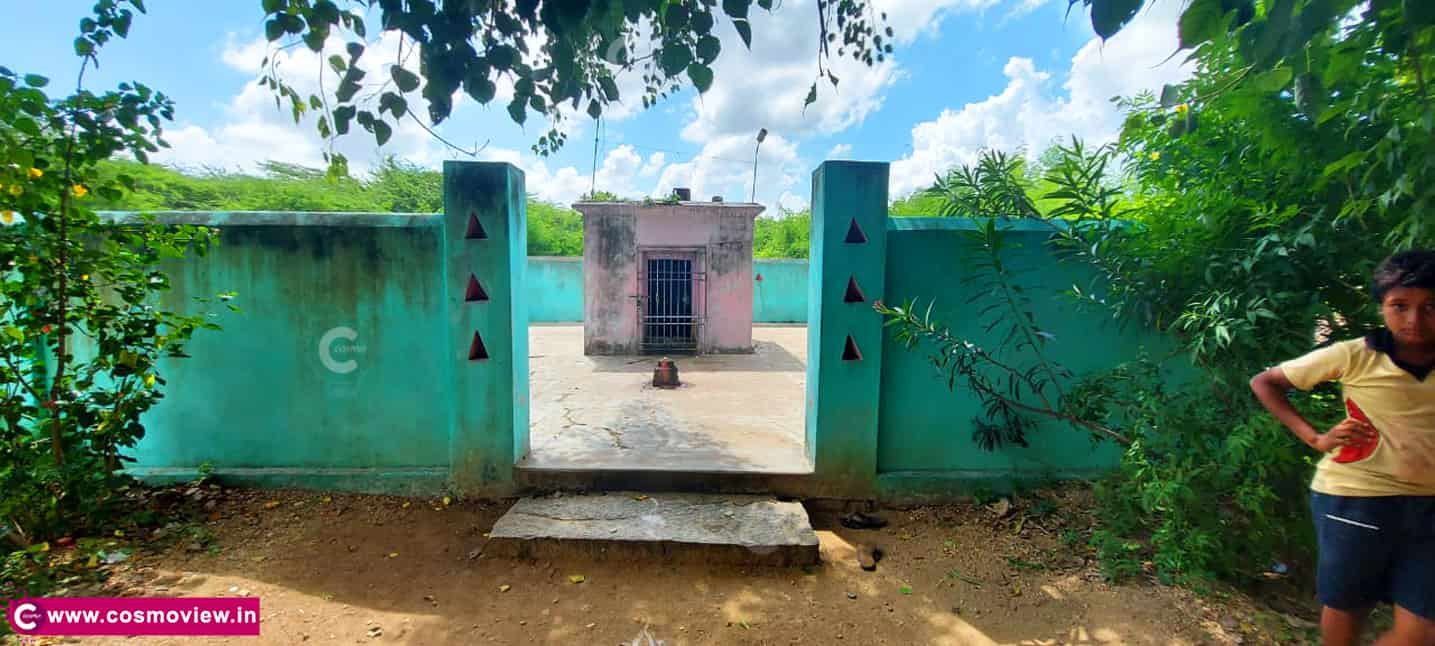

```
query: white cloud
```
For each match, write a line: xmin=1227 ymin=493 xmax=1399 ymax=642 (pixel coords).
xmin=160 ymin=31 xmax=457 ymax=175
xmin=639 ymin=152 xmax=666 ymax=177
xmin=875 ymin=0 xmax=1001 ymax=44
xmin=158 ymin=0 xmax=1169 ymax=220
xmin=486 ymin=144 xmax=658 ymax=206
xmin=219 ymin=34 xmax=267 ymax=74
xmin=654 ymin=133 xmax=803 ymax=210
xmin=889 ymin=0 xmax=1192 ymax=197
xmin=677 ymin=0 xmax=901 ymax=146
xmin=778 ymin=191 xmax=809 ymax=212
xmin=1002 ymin=0 xmax=1051 ymax=22
xmin=594 ymin=19 xmax=658 ymax=122
xmin=666 ymin=0 xmax=1037 ymax=211
xmin=170 ymin=31 xmax=662 ymax=208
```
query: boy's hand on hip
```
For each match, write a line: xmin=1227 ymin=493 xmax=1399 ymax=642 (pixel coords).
xmin=1312 ymin=417 xmax=1378 ymax=453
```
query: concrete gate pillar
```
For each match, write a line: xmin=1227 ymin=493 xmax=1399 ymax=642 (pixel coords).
xmin=443 ymin=161 xmax=529 ymax=494
xmin=807 ymin=161 xmax=889 ymax=498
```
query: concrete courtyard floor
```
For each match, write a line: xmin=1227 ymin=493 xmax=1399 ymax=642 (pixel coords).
xmin=522 ymin=324 xmax=811 ymax=473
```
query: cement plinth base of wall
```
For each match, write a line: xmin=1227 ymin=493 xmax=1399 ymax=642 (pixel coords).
xmin=126 ymin=467 xmax=458 ymax=497
xmin=514 ymin=466 xmax=814 ymax=498
xmin=875 ymin=469 xmax=1112 ymax=506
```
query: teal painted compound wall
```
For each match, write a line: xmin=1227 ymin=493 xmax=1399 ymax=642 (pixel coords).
xmin=109 ymin=161 xmax=1182 ymax=501
xmin=526 ymin=257 xmax=584 ymax=322
xmin=873 ymin=217 xmax=1181 ymax=497
xmin=523 ymin=257 xmax=809 ymax=323
xmin=122 ymin=211 xmax=455 ymax=492
xmin=752 ymin=259 xmax=809 ymax=323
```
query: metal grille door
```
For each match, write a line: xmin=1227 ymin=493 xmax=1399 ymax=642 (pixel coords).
xmin=642 ymin=257 xmax=699 ymax=353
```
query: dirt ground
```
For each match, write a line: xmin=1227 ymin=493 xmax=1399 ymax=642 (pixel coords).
xmin=41 ymin=485 xmax=1327 ymax=646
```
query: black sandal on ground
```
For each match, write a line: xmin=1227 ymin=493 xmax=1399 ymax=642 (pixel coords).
xmin=840 ymin=511 xmax=888 ymax=529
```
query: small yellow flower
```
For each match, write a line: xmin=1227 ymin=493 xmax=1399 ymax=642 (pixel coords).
xmin=143 ymin=374 xmax=156 ymax=388
xmin=1175 ymin=103 xmax=1189 ymax=113
xmin=9 ymin=184 xmax=22 ymax=196
xmin=1 ymin=210 xmax=12 ymax=224
xmin=71 ymin=184 xmax=88 ymax=198
xmin=1149 ymin=151 xmax=1161 ymax=161
xmin=81 ymin=273 xmax=89 ymax=281
xmin=28 ymin=168 xmax=42 ymax=179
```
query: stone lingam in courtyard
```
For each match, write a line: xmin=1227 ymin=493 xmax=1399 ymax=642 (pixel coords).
xmin=652 ymin=357 xmax=680 ymax=388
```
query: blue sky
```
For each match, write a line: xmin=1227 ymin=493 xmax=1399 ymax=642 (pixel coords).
xmin=1 ymin=0 xmax=1190 ymax=213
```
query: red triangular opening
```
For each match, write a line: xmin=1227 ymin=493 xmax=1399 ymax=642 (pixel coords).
xmin=468 ymin=331 xmax=489 ymax=361
xmin=844 ymin=218 xmax=867 ymax=244
xmin=465 ymin=274 xmax=489 ymax=302
xmin=841 ymin=335 xmax=862 ymax=361
xmin=843 ymin=276 xmax=866 ymax=303
xmin=465 ymin=213 xmax=488 ymax=240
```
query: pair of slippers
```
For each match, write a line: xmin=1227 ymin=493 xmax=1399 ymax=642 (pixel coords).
xmin=840 ymin=511 xmax=887 ymax=530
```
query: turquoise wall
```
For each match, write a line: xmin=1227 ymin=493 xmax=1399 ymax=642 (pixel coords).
xmin=123 ymin=212 xmax=454 ymax=491
xmin=874 ymin=217 xmax=1179 ymax=495
xmin=526 ymin=257 xmax=584 ymax=322
xmin=118 ymin=162 xmax=535 ymax=496
xmin=443 ymin=162 xmax=528 ymax=494
xmin=522 ymin=257 xmax=808 ymax=323
xmin=108 ymin=162 xmax=1180 ymax=501
xmin=806 ymin=162 xmax=890 ymax=497
xmin=752 ymin=259 xmax=809 ymax=323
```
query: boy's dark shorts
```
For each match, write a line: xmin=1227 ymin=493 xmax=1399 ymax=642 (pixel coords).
xmin=1311 ymin=492 xmax=1435 ymax=620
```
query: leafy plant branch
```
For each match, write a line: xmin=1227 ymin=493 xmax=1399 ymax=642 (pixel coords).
xmin=875 ymin=298 xmax=1131 ymax=447
xmin=0 ymin=0 xmax=228 ymax=547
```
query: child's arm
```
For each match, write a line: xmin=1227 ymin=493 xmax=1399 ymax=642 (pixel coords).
xmin=1249 ymin=367 xmax=1375 ymax=453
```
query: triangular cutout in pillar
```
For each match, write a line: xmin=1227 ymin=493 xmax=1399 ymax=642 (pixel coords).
xmin=841 ymin=334 xmax=863 ymax=361
xmin=843 ymin=276 xmax=866 ymax=303
xmin=465 ymin=213 xmax=488 ymax=240
xmin=468 ymin=331 xmax=490 ymax=361
xmin=465 ymin=274 xmax=489 ymax=302
xmin=844 ymin=218 xmax=867 ymax=244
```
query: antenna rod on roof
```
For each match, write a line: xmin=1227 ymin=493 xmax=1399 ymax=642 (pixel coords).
xmin=751 ymin=128 xmax=767 ymax=203
xmin=589 ymin=117 xmax=600 ymax=199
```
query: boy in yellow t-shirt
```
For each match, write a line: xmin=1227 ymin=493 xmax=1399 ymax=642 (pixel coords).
xmin=1251 ymin=250 xmax=1435 ymax=646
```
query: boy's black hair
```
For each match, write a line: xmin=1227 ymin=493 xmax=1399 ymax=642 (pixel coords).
xmin=1372 ymin=250 xmax=1435 ymax=302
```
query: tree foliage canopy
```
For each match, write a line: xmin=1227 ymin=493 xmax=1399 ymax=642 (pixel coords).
xmin=253 ymin=0 xmax=1435 ymax=174
xmin=256 ymin=0 xmax=894 ymax=169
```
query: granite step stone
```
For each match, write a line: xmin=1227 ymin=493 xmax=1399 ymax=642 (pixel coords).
xmin=484 ymin=493 xmax=820 ymax=566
